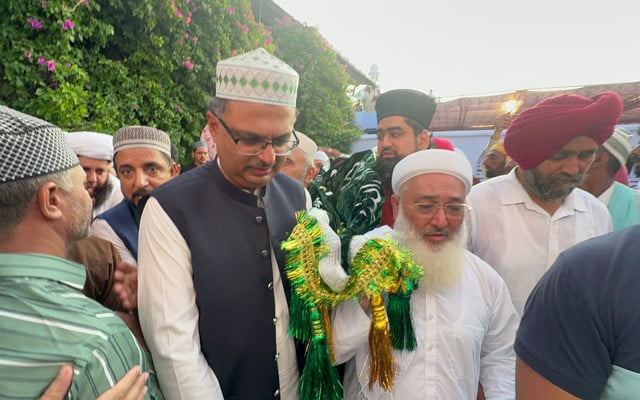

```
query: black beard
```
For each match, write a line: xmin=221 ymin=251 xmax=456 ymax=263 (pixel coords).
xmin=92 ymin=179 xmax=113 ymax=208
xmin=373 ymin=156 xmax=401 ymax=186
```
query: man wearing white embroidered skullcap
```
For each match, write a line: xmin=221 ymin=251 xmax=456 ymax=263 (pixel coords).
xmin=332 ymin=149 xmax=518 ymax=399
xmin=0 ymin=106 xmax=161 ymax=399
xmin=137 ymin=48 xmax=307 ymax=399
xmin=91 ymin=126 xmax=178 ymax=266
xmin=579 ymin=127 xmax=639 ymax=230
xmin=280 ymin=131 xmax=318 ymax=208
xmin=66 ymin=131 xmax=124 ymax=217
xmin=313 ymin=150 xmax=330 ymax=172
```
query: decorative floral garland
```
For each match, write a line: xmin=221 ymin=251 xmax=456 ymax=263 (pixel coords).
xmin=282 ymin=211 xmax=423 ymax=400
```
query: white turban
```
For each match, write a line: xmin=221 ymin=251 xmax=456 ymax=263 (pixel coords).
xmin=392 ymin=149 xmax=473 ymax=194
xmin=66 ymin=131 xmax=113 ymax=160
xmin=296 ymin=132 xmax=318 ymax=163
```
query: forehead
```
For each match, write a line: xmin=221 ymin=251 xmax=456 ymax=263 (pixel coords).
xmin=194 ymin=146 xmax=208 ymax=152
xmin=225 ymin=101 xmax=295 ymax=134
xmin=401 ymin=173 xmax=466 ymax=198
xmin=78 ymin=156 xmax=109 ymax=168
xmin=377 ymin=115 xmax=410 ymax=131
xmin=115 ymin=148 xmax=167 ymax=165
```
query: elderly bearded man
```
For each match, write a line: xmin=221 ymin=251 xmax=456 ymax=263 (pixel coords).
xmin=332 ymin=149 xmax=519 ymax=399
xmin=467 ymin=92 xmax=623 ymax=315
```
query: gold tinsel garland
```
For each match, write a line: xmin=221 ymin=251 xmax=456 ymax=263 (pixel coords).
xmin=282 ymin=211 xmax=423 ymax=399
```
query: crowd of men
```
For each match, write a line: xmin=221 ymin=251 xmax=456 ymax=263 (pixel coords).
xmin=1 ymin=46 xmax=639 ymax=400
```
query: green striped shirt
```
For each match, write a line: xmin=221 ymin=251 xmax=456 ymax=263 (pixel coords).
xmin=0 ymin=253 xmax=163 ymax=399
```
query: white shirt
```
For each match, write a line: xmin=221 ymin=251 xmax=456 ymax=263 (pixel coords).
xmin=332 ymin=251 xmax=518 ymax=400
xmin=92 ymin=174 xmax=124 ymax=218
xmin=467 ymin=169 xmax=612 ymax=314
xmin=90 ymin=217 xmax=137 ymax=267
xmin=137 ymin=197 xmax=299 ymax=400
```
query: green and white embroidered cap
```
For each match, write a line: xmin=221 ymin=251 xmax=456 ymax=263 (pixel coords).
xmin=0 ymin=105 xmax=79 ymax=183
xmin=216 ymin=48 xmax=299 ymax=108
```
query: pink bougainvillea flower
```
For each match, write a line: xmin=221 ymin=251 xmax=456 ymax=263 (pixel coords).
xmin=227 ymin=6 xmax=235 ymax=14
xmin=28 ymin=18 xmax=43 ymax=30
xmin=183 ymin=60 xmax=194 ymax=70
xmin=24 ymin=50 xmax=32 ymax=59
xmin=82 ymin=0 xmax=89 ymax=5
xmin=65 ymin=63 xmax=71 ymax=68
xmin=37 ymin=57 xmax=46 ymax=65
xmin=240 ymin=24 xmax=249 ymax=33
xmin=176 ymin=105 xmax=183 ymax=112
xmin=231 ymin=49 xmax=237 ymax=57
xmin=184 ymin=32 xmax=189 ymax=39
xmin=47 ymin=60 xmax=56 ymax=72
xmin=62 ymin=19 xmax=75 ymax=30
xmin=192 ymin=36 xmax=198 ymax=43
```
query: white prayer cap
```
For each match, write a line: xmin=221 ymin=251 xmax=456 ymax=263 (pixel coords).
xmin=296 ymin=132 xmax=317 ymax=163
xmin=113 ymin=126 xmax=171 ymax=158
xmin=216 ymin=48 xmax=299 ymax=108
xmin=66 ymin=131 xmax=113 ymax=160
xmin=0 ymin=106 xmax=78 ymax=183
xmin=392 ymin=149 xmax=473 ymax=194
xmin=602 ymin=127 xmax=632 ymax=168
xmin=314 ymin=150 xmax=329 ymax=163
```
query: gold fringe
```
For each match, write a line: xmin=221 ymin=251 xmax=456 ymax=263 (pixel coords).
xmin=367 ymin=294 xmax=395 ymax=390
xmin=321 ymin=307 xmax=336 ymax=364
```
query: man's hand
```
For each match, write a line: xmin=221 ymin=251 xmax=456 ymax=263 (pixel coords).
xmin=97 ymin=366 xmax=149 ymax=400
xmin=40 ymin=365 xmax=149 ymax=400
xmin=39 ymin=365 xmax=72 ymax=400
xmin=113 ymin=261 xmax=138 ymax=311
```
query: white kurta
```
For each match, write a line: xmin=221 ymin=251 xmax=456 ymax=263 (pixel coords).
xmin=90 ymin=217 xmax=137 ymax=267
xmin=332 ymin=251 xmax=519 ymax=400
xmin=137 ymin=197 xmax=299 ymax=400
xmin=467 ymin=169 xmax=612 ymax=314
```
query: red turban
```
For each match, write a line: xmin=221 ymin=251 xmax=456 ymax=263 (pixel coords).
xmin=504 ymin=91 xmax=623 ymax=169
xmin=431 ymin=137 xmax=455 ymax=151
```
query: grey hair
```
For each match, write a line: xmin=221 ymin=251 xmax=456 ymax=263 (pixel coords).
xmin=208 ymin=97 xmax=230 ymax=117
xmin=0 ymin=168 xmax=75 ymax=237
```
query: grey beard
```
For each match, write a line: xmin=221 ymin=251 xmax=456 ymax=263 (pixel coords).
xmin=521 ymin=167 xmax=584 ymax=202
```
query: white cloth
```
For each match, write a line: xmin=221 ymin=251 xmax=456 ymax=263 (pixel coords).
xmin=90 ymin=215 xmax=137 ymax=267
xmin=467 ymin=168 xmax=612 ymax=315
xmin=332 ymin=250 xmax=518 ymax=400
xmin=137 ymin=197 xmax=299 ymax=400
xmin=66 ymin=131 xmax=113 ymax=160
xmin=92 ymin=174 xmax=124 ymax=218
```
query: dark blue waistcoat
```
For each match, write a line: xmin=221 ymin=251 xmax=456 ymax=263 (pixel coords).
xmin=96 ymin=199 xmax=140 ymax=261
xmin=149 ymin=161 xmax=306 ymax=399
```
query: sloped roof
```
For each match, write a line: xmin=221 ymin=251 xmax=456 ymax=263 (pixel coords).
xmin=430 ymin=81 xmax=640 ymax=131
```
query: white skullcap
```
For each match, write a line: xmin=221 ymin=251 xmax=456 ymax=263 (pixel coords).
xmin=113 ymin=126 xmax=172 ymax=158
xmin=66 ymin=131 xmax=113 ymax=160
xmin=0 ymin=106 xmax=78 ymax=183
xmin=216 ymin=48 xmax=299 ymax=107
xmin=602 ymin=127 xmax=632 ymax=168
xmin=295 ymin=132 xmax=317 ymax=162
xmin=314 ymin=150 xmax=329 ymax=163
xmin=392 ymin=149 xmax=473 ymax=194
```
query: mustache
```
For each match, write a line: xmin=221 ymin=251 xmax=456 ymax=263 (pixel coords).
xmin=555 ymin=172 xmax=585 ymax=184
xmin=132 ymin=188 xmax=152 ymax=198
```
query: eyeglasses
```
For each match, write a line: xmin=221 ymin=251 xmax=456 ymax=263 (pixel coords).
xmin=410 ymin=202 xmax=471 ymax=220
xmin=216 ymin=115 xmax=299 ymax=156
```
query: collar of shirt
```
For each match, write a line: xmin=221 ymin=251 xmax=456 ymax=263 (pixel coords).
xmin=0 ymin=253 xmax=86 ymax=291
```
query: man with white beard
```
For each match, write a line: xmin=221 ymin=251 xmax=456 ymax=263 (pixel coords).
xmin=331 ymin=149 xmax=519 ymax=400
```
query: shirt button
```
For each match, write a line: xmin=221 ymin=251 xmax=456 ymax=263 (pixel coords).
xmin=274 ymin=352 xmax=280 ymax=361
xmin=255 ymin=216 xmax=263 ymax=223
xmin=273 ymin=389 xmax=280 ymax=398
xmin=267 ymin=282 xmax=274 ymax=291
xmin=273 ymin=317 xmax=278 ymax=325
xmin=261 ymin=249 xmax=269 ymax=258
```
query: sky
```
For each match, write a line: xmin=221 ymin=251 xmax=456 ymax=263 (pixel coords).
xmin=273 ymin=0 xmax=638 ymax=99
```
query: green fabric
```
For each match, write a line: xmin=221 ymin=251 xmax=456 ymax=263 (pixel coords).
xmin=308 ymin=149 xmax=384 ymax=266
xmin=608 ymin=182 xmax=640 ymax=231
xmin=0 ymin=253 xmax=163 ymax=400
xmin=600 ymin=364 xmax=640 ymax=399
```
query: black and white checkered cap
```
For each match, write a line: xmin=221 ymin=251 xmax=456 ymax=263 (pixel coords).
xmin=0 ymin=106 xmax=79 ymax=183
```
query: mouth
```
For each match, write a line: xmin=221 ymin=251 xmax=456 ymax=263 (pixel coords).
xmin=380 ymin=150 xmax=397 ymax=159
xmin=250 ymin=165 xmax=273 ymax=177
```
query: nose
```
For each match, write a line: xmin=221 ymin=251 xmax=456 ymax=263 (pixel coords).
xmin=378 ymin=133 xmax=392 ymax=149
xmin=134 ymin=169 xmax=149 ymax=190
xmin=85 ymin=170 xmax=97 ymax=184
xmin=257 ymin=142 xmax=277 ymax=165
xmin=562 ymin=155 xmax=583 ymax=175
xmin=429 ymin=206 xmax=448 ymax=229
